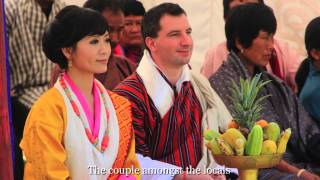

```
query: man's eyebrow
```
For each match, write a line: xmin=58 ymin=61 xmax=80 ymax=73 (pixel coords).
xmin=167 ymin=30 xmax=180 ymax=35
xmin=167 ymin=27 xmax=192 ymax=35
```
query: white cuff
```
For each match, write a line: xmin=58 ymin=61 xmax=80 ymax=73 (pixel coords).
xmin=137 ymin=154 xmax=182 ymax=180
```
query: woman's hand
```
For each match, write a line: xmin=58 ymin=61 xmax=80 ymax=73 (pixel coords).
xmin=299 ymin=170 xmax=320 ymax=180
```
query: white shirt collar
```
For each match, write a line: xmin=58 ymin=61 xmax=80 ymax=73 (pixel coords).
xmin=136 ymin=50 xmax=190 ymax=118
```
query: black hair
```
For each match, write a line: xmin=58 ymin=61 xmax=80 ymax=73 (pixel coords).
xmin=225 ymin=3 xmax=276 ymax=53
xmin=305 ymin=17 xmax=320 ymax=56
xmin=223 ymin=0 xmax=264 ymax=19
xmin=123 ymin=0 xmax=145 ymax=17
xmin=42 ymin=5 xmax=109 ymax=69
xmin=295 ymin=58 xmax=310 ymax=96
xmin=142 ymin=3 xmax=186 ymax=51
xmin=83 ymin=0 xmax=123 ymax=13
xmin=295 ymin=17 xmax=320 ymax=95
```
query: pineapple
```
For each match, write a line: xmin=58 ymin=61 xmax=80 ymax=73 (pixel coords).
xmin=229 ymin=73 xmax=271 ymax=133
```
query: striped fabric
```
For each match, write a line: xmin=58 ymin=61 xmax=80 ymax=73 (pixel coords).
xmin=5 ymin=0 xmax=65 ymax=108
xmin=114 ymin=73 xmax=203 ymax=169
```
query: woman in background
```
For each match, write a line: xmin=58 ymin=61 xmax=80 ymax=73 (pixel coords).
xmin=20 ymin=5 xmax=140 ymax=179
xmin=296 ymin=17 xmax=320 ymax=127
xmin=209 ymin=3 xmax=320 ymax=179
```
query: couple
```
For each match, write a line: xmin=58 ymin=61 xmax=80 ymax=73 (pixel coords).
xmin=21 ymin=2 xmax=319 ymax=180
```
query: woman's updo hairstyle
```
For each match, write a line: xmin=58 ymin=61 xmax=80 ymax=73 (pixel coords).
xmin=42 ymin=5 xmax=109 ymax=69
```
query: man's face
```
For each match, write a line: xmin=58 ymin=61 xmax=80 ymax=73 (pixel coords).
xmin=101 ymin=9 xmax=124 ymax=45
xmin=121 ymin=15 xmax=144 ymax=47
xmin=148 ymin=14 xmax=193 ymax=69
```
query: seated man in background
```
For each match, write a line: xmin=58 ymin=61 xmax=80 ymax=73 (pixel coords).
xmin=115 ymin=0 xmax=146 ymax=64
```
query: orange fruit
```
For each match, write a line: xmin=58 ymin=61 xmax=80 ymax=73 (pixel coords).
xmin=228 ymin=120 xmax=239 ymax=129
xmin=256 ymin=119 xmax=269 ymax=128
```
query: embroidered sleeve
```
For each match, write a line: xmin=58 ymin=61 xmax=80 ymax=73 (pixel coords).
xmin=20 ymin=89 xmax=69 ymax=179
xmin=122 ymin=132 xmax=141 ymax=180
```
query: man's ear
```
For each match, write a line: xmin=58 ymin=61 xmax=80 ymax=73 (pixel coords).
xmin=145 ymin=37 xmax=156 ymax=52
xmin=310 ymin=49 xmax=320 ymax=61
xmin=62 ymin=47 xmax=73 ymax=60
xmin=235 ymin=38 xmax=244 ymax=52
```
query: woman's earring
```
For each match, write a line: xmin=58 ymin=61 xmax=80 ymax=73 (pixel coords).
xmin=240 ymin=49 xmax=244 ymax=54
xmin=68 ymin=60 xmax=72 ymax=68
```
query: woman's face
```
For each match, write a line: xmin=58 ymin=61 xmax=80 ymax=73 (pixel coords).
xmin=69 ymin=31 xmax=111 ymax=74
xmin=241 ymin=31 xmax=274 ymax=67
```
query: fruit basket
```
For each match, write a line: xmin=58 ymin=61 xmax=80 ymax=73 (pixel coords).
xmin=213 ymin=154 xmax=283 ymax=180
xmin=205 ymin=74 xmax=291 ymax=180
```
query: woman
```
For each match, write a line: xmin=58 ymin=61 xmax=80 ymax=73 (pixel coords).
xmin=20 ymin=6 xmax=140 ymax=179
xmin=209 ymin=3 xmax=320 ymax=180
xmin=296 ymin=17 xmax=320 ymax=126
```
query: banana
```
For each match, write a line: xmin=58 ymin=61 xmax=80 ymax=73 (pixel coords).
xmin=234 ymin=138 xmax=245 ymax=156
xmin=207 ymin=138 xmax=223 ymax=155
xmin=204 ymin=129 xmax=221 ymax=141
xmin=221 ymin=128 xmax=246 ymax=149
xmin=277 ymin=128 xmax=291 ymax=154
xmin=216 ymin=138 xmax=234 ymax=156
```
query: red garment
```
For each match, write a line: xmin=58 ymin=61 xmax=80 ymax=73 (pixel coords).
xmin=270 ymin=49 xmax=284 ymax=80
xmin=124 ymin=47 xmax=144 ymax=65
xmin=114 ymin=73 xmax=203 ymax=169
xmin=113 ymin=43 xmax=125 ymax=57
xmin=113 ymin=43 xmax=143 ymax=65
xmin=95 ymin=55 xmax=137 ymax=90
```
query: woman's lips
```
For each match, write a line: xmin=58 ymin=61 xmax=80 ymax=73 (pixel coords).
xmin=97 ymin=59 xmax=108 ymax=64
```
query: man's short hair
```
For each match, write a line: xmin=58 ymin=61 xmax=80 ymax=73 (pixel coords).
xmin=123 ymin=0 xmax=145 ymax=17
xmin=142 ymin=3 xmax=186 ymax=40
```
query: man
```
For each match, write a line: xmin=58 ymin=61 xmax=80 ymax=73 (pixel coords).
xmin=5 ymin=0 xmax=65 ymax=178
xmin=115 ymin=3 xmax=232 ymax=178
xmin=117 ymin=0 xmax=145 ymax=64
xmin=201 ymin=0 xmax=301 ymax=92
